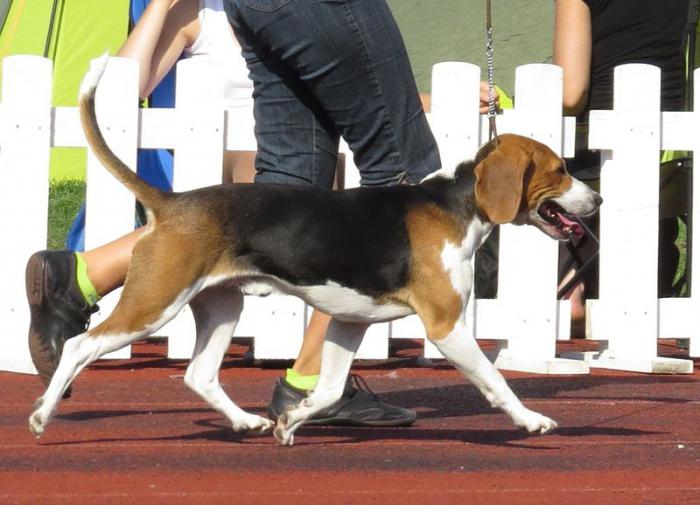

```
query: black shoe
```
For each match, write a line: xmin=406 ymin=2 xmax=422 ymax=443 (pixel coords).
xmin=267 ymin=374 xmax=417 ymax=427
xmin=25 ymin=251 xmax=98 ymax=397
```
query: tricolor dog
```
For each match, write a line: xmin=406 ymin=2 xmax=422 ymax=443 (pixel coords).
xmin=29 ymin=55 xmax=602 ymax=445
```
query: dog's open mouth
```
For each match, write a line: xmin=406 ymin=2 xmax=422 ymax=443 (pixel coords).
xmin=537 ymin=201 xmax=584 ymax=238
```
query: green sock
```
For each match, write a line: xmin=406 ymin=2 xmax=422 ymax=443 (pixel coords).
xmin=74 ymin=253 xmax=100 ymax=307
xmin=285 ymin=369 xmax=319 ymax=391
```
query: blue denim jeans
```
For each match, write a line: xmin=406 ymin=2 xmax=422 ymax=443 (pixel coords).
xmin=223 ymin=0 xmax=440 ymax=187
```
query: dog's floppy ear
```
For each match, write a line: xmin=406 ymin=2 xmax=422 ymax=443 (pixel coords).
xmin=474 ymin=147 xmax=531 ymax=224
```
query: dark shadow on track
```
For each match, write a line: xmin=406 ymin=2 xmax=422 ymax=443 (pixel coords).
xmin=51 ymin=376 xmax=691 ymax=432
xmin=375 ymin=377 xmax=698 ymax=419
xmin=43 ymin=411 xmax=663 ymax=449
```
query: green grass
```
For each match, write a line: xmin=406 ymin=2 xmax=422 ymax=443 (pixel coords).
xmin=48 ymin=180 xmax=85 ymax=250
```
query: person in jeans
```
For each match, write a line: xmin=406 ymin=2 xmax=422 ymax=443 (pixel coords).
xmin=223 ymin=0 xmax=442 ymax=423
xmin=29 ymin=0 xmax=440 ymax=427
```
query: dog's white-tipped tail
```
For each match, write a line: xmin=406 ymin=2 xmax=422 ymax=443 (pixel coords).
xmin=78 ymin=51 xmax=109 ymax=101
xmin=78 ymin=52 xmax=166 ymax=211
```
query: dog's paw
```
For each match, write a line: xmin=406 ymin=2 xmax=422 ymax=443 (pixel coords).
xmin=28 ymin=409 xmax=46 ymax=439
xmin=231 ymin=414 xmax=274 ymax=435
xmin=516 ymin=409 xmax=558 ymax=435
xmin=273 ymin=413 xmax=295 ymax=446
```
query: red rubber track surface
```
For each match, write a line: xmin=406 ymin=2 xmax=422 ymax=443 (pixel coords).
xmin=1 ymin=340 xmax=699 ymax=505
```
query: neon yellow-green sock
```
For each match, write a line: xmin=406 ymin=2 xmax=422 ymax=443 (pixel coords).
xmin=74 ymin=253 xmax=100 ymax=307
xmin=285 ymin=369 xmax=319 ymax=391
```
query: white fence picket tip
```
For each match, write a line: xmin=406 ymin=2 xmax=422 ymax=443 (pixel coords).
xmin=82 ymin=56 xmax=140 ymax=360
xmin=480 ymin=63 xmax=588 ymax=374
xmin=586 ymin=64 xmax=693 ymax=373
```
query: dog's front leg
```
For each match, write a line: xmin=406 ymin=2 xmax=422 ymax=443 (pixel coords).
xmin=274 ymin=319 xmax=368 ymax=446
xmin=430 ymin=318 xmax=557 ymax=434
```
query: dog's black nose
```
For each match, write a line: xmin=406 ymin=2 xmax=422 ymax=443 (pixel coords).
xmin=594 ymin=193 xmax=603 ymax=207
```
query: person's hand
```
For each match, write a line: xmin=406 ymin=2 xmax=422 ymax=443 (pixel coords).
xmin=479 ymin=81 xmax=500 ymax=113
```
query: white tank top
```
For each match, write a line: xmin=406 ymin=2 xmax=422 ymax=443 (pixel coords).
xmin=184 ymin=0 xmax=253 ymax=109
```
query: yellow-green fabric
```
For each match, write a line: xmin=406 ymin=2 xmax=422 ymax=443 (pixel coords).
xmin=50 ymin=0 xmax=129 ymax=108
xmin=74 ymin=252 xmax=99 ymax=306
xmin=0 ymin=0 xmax=130 ymax=180
xmin=285 ymin=369 xmax=320 ymax=391
xmin=49 ymin=0 xmax=130 ymax=180
xmin=661 ymin=150 xmax=688 ymax=163
xmin=0 ymin=0 xmax=54 ymax=83
xmin=495 ymin=85 xmax=513 ymax=110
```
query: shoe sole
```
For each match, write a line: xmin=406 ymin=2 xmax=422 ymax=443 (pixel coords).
xmin=269 ymin=408 xmax=417 ymax=428
xmin=25 ymin=252 xmax=45 ymax=309
xmin=26 ymin=253 xmax=54 ymax=384
xmin=25 ymin=252 xmax=72 ymax=398
xmin=304 ymin=416 xmax=416 ymax=427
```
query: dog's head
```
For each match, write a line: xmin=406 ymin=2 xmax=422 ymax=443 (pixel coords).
xmin=473 ymin=134 xmax=602 ymax=240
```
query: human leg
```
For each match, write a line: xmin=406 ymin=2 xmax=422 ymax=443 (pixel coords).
xmin=29 ymin=228 xmax=213 ymax=437
xmin=224 ymin=0 xmax=440 ymax=185
xmin=266 ymin=307 xmax=415 ymax=426
xmin=27 ymin=227 xmax=144 ymax=388
xmin=290 ymin=308 xmax=329 ymax=376
xmin=222 ymin=150 xmax=257 ymax=184
xmin=225 ymin=0 xmax=431 ymax=425
xmin=273 ymin=318 xmax=367 ymax=445
xmin=81 ymin=228 xmax=144 ymax=296
xmin=222 ymin=3 xmax=341 ymax=187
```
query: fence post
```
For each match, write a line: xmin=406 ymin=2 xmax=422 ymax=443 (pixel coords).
xmin=430 ymin=62 xmax=481 ymax=174
xmin=475 ymin=64 xmax=588 ymax=374
xmin=0 ymin=56 xmax=52 ymax=374
xmin=158 ymin=59 xmax=225 ymax=359
xmin=587 ymin=64 xmax=692 ymax=373
xmin=656 ymin=67 xmax=700 ymax=358
xmin=685 ymin=68 xmax=700 ymax=357
xmin=82 ymin=57 xmax=140 ymax=360
xmin=389 ymin=61 xmax=482 ymax=360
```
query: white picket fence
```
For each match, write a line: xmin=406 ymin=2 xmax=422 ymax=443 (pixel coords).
xmin=0 ymin=55 xmax=697 ymax=377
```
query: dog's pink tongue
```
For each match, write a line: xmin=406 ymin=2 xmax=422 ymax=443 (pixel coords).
xmin=557 ymin=211 xmax=584 ymax=238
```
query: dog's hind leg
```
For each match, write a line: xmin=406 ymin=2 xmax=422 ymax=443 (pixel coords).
xmin=28 ymin=300 xmax=191 ymax=439
xmin=29 ymin=237 xmax=207 ymax=438
xmin=185 ymin=287 xmax=273 ymax=435
xmin=274 ymin=319 xmax=369 ymax=446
